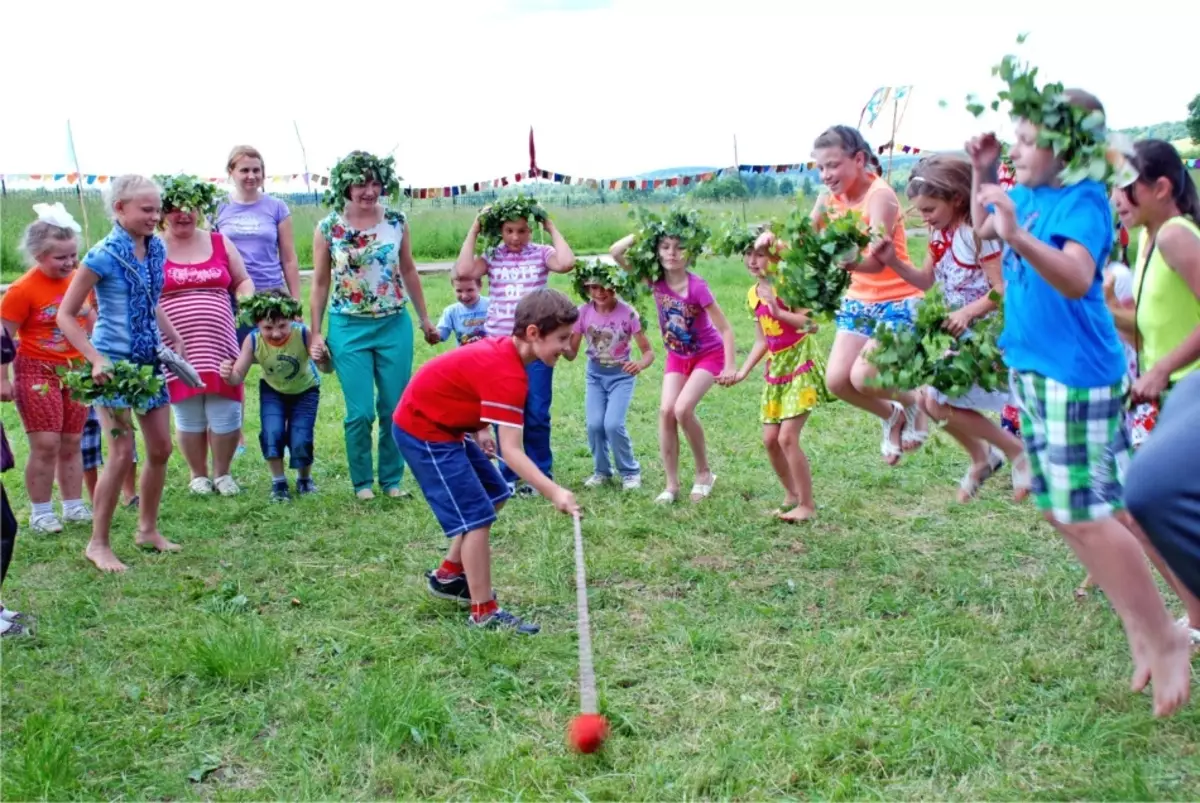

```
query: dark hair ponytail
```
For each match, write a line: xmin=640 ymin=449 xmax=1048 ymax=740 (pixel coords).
xmin=1125 ymin=139 xmax=1200 ymax=225
xmin=814 ymin=125 xmax=881 ymax=176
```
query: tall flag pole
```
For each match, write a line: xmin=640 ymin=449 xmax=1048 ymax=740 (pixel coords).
xmin=293 ymin=121 xmax=317 ymax=206
xmin=66 ymin=120 xmax=91 ymax=244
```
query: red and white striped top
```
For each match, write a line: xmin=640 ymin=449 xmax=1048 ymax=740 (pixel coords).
xmin=483 ymin=242 xmax=555 ymax=337
xmin=160 ymin=232 xmax=244 ymax=404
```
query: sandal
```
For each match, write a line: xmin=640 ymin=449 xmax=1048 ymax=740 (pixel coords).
xmin=901 ymin=403 xmax=929 ymax=452
xmin=880 ymin=401 xmax=905 ymax=463
xmin=654 ymin=490 xmax=677 ymax=505
xmin=690 ymin=474 xmax=717 ymax=502
xmin=958 ymin=447 xmax=1005 ymax=500
xmin=189 ymin=476 xmax=214 ymax=495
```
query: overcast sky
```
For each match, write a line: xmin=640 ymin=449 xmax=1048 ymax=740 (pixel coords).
xmin=1 ymin=0 xmax=1190 ymax=187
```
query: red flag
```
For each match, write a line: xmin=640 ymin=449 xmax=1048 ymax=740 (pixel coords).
xmin=529 ymin=126 xmax=537 ymax=173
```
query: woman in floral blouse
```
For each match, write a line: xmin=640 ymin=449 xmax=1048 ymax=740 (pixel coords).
xmin=309 ymin=151 xmax=437 ymax=499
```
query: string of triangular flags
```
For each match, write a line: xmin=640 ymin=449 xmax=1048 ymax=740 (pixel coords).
xmin=0 ymin=172 xmax=331 ymax=187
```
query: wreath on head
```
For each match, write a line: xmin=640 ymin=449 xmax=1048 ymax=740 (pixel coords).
xmin=476 ymin=195 xmax=549 ymax=253
xmin=712 ymin=218 xmax=772 ymax=258
xmin=236 ymin=292 xmax=303 ymax=326
xmin=323 ymin=151 xmax=401 ymax=211
xmin=967 ymin=37 xmax=1132 ymax=186
xmin=155 ymin=175 xmax=223 ymax=218
xmin=623 ymin=205 xmax=711 ymax=282
xmin=571 ymin=257 xmax=649 ymax=327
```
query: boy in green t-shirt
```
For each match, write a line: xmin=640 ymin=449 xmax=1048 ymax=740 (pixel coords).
xmin=221 ymin=291 xmax=329 ymax=501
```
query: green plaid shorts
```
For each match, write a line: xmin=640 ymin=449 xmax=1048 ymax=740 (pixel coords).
xmin=1011 ymin=371 xmax=1132 ymax=524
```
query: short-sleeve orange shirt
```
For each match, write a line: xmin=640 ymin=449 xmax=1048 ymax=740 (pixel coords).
xmin=0 ymin=267 xmax=92 ymax=363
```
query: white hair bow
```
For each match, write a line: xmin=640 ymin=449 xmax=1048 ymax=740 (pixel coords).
xmin=32 ymin=202 xmax=82 ymax=233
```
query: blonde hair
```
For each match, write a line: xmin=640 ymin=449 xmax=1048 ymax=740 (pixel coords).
xmin=226 ymin=145 xmax=265 ymax=175
xmin=21 ymin=221 xmax=78 ymax=263
xmin=103 ymin=174 xmax=160 ymax=222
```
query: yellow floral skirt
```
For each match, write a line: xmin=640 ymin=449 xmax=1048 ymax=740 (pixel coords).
xmin=761 ymin=337 xmax=828 ymax=425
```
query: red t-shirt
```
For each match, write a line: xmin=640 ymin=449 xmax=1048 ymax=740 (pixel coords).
xmin=393 ymin=336 xmax=528 ymax=442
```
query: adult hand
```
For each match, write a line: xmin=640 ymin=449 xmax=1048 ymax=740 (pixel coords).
xmin=422 ymin=323 xmax=441 ymax=345
xmin=550 ymin=486 xmax=580 ymax=516
xmin=976 ymin=184 xmax=1017 ymax=241
xmin=944 ymin=308 xmax=974 ymax=337
xmin=966 ymin=133 xmax=1002 ymax=171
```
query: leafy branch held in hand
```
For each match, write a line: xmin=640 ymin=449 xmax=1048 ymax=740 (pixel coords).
xmin=770 ymin=209 xmax=872 ymax=318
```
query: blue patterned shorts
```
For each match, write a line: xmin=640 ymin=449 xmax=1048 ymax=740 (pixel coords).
xmin=834 ymin=296 xmax=919 ymax=337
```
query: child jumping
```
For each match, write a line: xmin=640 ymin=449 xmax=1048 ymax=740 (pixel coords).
xmin=723 ymin=233 xmax=826 ymax=522
xmin=454 ymin=201 xmax=575 ymax=494
xmin=611 ymin=229 xmax=736 ymax=504
xmin=565 ymin=266 xmax=655 ymax=490
xmin=970 ymin=88 xmax=1191 ymax=717
xmin=873 ymin=154 xmax=1030 ymax=502
xmin=391 ymin=288 xmax=581 ymax=634
xmin=220 ymin=291 xmax=325 ymax=502
xmin=435 ymin=272 xmax=490 ymax=346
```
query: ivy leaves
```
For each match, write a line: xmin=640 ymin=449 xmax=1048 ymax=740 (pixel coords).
xmin=236 ymin=293 xmax=303 ymax=327
xmin=865 ymin=286 xmax=1008 ymax=398
xmin=155 ymin=175 xmax=224 ymax=218
xmin=624 ymin=206 xmax=711 ymax=283
xmin=323 ymin=152 xmax=401 ymax=211
xmin=57 ymin=361 xmax=165 ymax=415
xmin=476 ymin=195 xmax=549 ymax=253
xmin=771 ymin=209 xmax=871 ymax=317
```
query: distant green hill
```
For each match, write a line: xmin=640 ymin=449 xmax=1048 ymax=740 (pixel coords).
xmin=1117 ymin=120 xmax=1189 ymax=142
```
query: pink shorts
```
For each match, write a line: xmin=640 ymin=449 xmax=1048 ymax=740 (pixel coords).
xmin=665 ymin=348 xmax=724 ymax=377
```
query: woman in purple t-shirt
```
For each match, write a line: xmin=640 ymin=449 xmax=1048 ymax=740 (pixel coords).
xmin=215 ymin=146 xmax=301 ymax=339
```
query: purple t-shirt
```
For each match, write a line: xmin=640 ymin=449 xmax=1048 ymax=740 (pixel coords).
xmin=651 ymin=272 xmax=723 ymax=357
xmin=573 ymin=299 xmax=641 ymax=367
xmin=214 ymin=196 xmax=291 ymax=291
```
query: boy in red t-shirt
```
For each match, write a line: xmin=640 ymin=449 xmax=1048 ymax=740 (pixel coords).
xmin=392 ymin=288 xmax=581 ymax=633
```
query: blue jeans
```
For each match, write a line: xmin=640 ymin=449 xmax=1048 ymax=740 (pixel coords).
xmin=259 ymin=381 xmax=320 ymax=469
xmin=499 ymin=359 xmax=553 ymax=483
xmin=585 ymin=362 xmax=640 ymax=477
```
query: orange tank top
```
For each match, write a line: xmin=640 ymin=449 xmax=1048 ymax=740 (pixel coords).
xmin=822 ymin=176 xmax=921 ymax=303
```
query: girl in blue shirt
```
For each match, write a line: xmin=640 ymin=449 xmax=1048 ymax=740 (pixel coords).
xmin=969 ymin=90 xmax=1191 ymax=718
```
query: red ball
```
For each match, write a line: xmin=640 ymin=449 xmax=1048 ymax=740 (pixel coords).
xmin=568 ymin=713 xmax=610 ymax=754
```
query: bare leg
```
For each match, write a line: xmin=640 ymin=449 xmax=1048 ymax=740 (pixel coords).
xmin=777 ymin=414 xmax=815 ymax=521
xmin=177 ymin=430 xmax=210 ymax=481
xmin=1056 ymin=515 xmax=1191 ymax=717
xmin=122 ymin=461 xmax=139 ymax=504
xmin=673 ymin=370 xmax=717 ymax=500
xmin=84 ymin=468 xmax=98 ymax=503
xmin=24 ymin=432 xmax=60 ymax=504
xmin=761 ymin=424 xmax=798 ymax=511
xmin=658 ymin=373 xmax=687 ymax=496
xmin=56 ymin=433 xmax=84 ymax=502
xmin=827 ymin=332 xmax=907 ymax=464
xmin=459 ymin=525 xmax=494 ymax=606
xmin=1121 ymin=512 xmax=1200 ymax=631
xmin=85 ymin=408 xmax=134 ymax=572
xmin=852 ymin=345 xmax=926 ymax=451
xmin=267 ymin=458 xmax=286 ymax=477
xmin=209 ymin=429 xmax=240 ymax=479
xmin=135 ymin=406 xmax=180 ymax=553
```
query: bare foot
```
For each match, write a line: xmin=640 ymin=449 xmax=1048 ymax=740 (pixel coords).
xmin=135 ymin=530 xmax=182 ymax=552
xmin=1148 ymin=627 xmax=1192 ymax=717
xmin=85 ymin=543 xmax=128 ymax=573
xmin=1130 ymin=635 xmax=1152 ymax=693
xmin=778 ymin=505 xmax=815 ymax=523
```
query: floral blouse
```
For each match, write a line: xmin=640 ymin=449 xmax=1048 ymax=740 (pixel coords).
xmin=318 ymin=209 xmax=408 ymax=317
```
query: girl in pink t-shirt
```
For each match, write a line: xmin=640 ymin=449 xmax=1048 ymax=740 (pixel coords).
xmin=611 ymin=232 xmax=736 ymax=504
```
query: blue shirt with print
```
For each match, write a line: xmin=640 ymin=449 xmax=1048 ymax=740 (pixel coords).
xmin=999 ymin=180 xmax=1126 ymax=387
xmin=436 ymin=296 xmax=490 ymax=346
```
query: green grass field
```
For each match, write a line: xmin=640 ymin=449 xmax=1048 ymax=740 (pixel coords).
xmin=3 ymin=250 xmax=1200 ymax=800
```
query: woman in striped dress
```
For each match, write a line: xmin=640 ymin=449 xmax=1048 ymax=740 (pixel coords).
xmin=160 ymin=178 xmax=255 ymax=495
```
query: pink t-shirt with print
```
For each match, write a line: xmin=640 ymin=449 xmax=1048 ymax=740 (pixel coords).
xmin=651 ymin=272 xmax=723 ymax=357
xmin=483 ymin=242 xmax=555 ymax=337
xmin=573 ymin=299 xmax=641 ymax=367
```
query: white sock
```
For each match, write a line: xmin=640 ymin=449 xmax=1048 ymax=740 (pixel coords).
xmin=62 ymin=498 xmax=85 ymax=513
xmin=31 ymin=501 xmax=53 ymax=518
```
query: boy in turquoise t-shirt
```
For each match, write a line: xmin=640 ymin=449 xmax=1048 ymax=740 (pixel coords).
xmin=968 ymin=90 xmax=1191 ymax=718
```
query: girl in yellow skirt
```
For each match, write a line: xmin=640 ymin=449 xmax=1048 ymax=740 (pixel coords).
xmin=722 ymin=235 xmax=827 ymax=521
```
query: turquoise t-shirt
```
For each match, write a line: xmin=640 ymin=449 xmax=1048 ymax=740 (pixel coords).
xmin=998 ymin=180 xmax=1126 ymax=387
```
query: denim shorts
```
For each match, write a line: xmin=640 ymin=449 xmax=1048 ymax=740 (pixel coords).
xmin=391 ymin=423 xmax=512 ymax=538
xmin=834 ymin=296 xmax=920 ymax=337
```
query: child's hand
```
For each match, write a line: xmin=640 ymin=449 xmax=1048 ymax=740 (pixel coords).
xmin=870 ymin=238 xmax=897 ymax=268
xmin=622 ymin=358 xmax=647 ymax=376
xmin=471 ymin=206 xmax=491 ymax=234
xmin=91 ymin=357 xmax=114 ymax=385
xmin=309 ymin=333 xmax=327 ymax=362
xmin=943 ymin=308 xmax=973 ymax=337
xmin=475 ymin=429 xmax=497 ymax=457
xmin=976 ymin=184 xmax=1017 ymax=241
xmin=754 ymin=230 xmax=777 ymax=253
xmin=0 ymin=376 xmax=13 ymax=402
xmin=966 ymin=133 xmax=1001 ymax=171
xmin=422 ymin=324 xmax=441 ymax=346
xmin=716 ymin=366 xmax=738 ymax=386
xmin=550 ymin=486 xmax=580 ymax=516
xmin=219 ymin=359 xmax=235 ymax=382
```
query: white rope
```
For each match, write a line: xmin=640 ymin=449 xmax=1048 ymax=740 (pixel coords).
xmin=573 ymin=511 xmax=597 ymax=714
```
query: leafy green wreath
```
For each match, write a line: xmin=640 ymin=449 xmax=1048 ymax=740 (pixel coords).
xmin=711 ymin=217 xmax=772 ymax=258
xmin=323 ymin=152 xmax=401 ymax=211
xmin=623 ymin=205 xmax=711 ymax=282
xmin=571 ymin=258 xmax=649 ymax=327
xmin=236 ymin=292 xmax=303 ymax=327
xmin=967 ymin=37 xmax=1116 ymax=186
xmin=155 ymin=175 xmax=224 ymax=218
xmin=476 ymin=195 xmax=549 ymax=253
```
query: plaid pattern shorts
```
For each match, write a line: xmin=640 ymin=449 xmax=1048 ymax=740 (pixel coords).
xmin=81 ymin=407 xmax=139 ymax=471
xmin=1011 ymin=371 xmax=1132 ymax=524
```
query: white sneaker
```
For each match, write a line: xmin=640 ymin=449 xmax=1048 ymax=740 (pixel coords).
xmin=213 ymin=475 xmax=240 ymax=496
xmin=61 ymin=504 xmax=93 ymax=523
xmin=583 ymin=474 xmax=610 ymax=489
xmin=29 ymin=512 xmax=63 ymax=534
xmin=189 ymin=476 xmax=214 ymax=495
xmin=622 ymin=474 xmax=642 ymax=491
